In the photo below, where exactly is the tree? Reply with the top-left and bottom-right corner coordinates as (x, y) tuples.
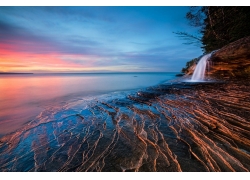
(202, 7), (250, 52)
(174, 6), (205, 49)
(176, 6), (250, 53)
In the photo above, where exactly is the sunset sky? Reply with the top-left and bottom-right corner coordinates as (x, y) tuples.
(0, 6), (202, 73)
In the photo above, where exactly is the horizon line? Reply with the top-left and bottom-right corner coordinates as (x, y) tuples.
(0, 71), (180, 74)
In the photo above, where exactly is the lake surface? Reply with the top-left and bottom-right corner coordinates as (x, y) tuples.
(0, 72), (177, 135)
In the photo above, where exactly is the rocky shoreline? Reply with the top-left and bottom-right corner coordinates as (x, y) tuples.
(1, 35), (250, 171)
(0, 76), (249, 172)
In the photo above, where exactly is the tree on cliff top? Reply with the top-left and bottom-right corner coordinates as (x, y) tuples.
(177, 6), (250, 53)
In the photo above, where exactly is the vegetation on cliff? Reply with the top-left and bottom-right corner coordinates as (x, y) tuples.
(179, 6), (250, 74)
(181, 57), (198, 73)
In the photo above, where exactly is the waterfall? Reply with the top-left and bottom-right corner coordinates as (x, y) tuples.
(191, 53), (212, 81)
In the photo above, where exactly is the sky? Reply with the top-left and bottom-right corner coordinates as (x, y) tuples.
(0, 6), (203, 73)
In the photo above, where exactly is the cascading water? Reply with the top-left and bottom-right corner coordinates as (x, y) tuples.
(191, 53), (212, 81)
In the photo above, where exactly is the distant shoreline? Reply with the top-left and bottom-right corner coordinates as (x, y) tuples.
(0, 72), (179, 76)
(0, 73), (33, 74)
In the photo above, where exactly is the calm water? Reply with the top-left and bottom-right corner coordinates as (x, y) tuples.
(0, 72), (177, 135)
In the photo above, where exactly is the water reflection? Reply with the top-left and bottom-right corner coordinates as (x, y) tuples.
(0, 73), (176, 135)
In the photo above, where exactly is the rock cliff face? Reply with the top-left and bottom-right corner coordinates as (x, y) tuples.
(185, 64), (196, 76)
(187, 36), (250, 79)
(209, 36), (250, 78)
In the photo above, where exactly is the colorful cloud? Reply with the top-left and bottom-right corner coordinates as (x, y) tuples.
(0, 6), (202, 73)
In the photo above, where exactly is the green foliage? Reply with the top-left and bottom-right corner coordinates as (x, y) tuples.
(179, 6), (250, 73)
(177, 6), (250, 53)
(201, 7), (250, 52)
(181, 58), (199, 73)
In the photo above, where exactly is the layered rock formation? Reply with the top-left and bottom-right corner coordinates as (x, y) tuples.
(186, 36), (250, 79)
(1, 80), (250, 172)
(209, 36), (250, 78)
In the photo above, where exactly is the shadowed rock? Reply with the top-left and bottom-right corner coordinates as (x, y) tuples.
(209, 36), (250, 78)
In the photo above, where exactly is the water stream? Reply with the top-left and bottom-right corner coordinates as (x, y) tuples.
(191, 53), (212, 81)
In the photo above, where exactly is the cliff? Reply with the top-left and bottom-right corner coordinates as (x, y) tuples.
(186, 36), (250, 79)
(209, 36), (250, 78)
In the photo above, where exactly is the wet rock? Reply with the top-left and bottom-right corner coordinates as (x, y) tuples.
(176, 73), (185, 77)
(1, 80), (250, 172)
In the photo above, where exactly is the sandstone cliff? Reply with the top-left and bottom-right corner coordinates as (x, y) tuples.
(187, 36), (250, 79)
(209, 36), (250, 78)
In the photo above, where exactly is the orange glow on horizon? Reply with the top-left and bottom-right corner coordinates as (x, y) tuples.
(0, 43), (143, 73)
(0, 43), (101, 72)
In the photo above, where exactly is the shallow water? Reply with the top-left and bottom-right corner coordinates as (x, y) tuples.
(0, 72), (177, 135)
(0, 77), (250, 172)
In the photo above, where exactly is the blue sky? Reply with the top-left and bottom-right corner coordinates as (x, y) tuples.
(0, 6), (202, 73)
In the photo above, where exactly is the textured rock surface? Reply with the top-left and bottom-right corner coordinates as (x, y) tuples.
(186, 36), (250, 79)
(1, 79), (250, 172)
(209, 36), (250, 78)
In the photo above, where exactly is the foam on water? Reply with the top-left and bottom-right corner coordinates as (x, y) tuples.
(191, 53), (212, 82)
(0, 72), (177, 135)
